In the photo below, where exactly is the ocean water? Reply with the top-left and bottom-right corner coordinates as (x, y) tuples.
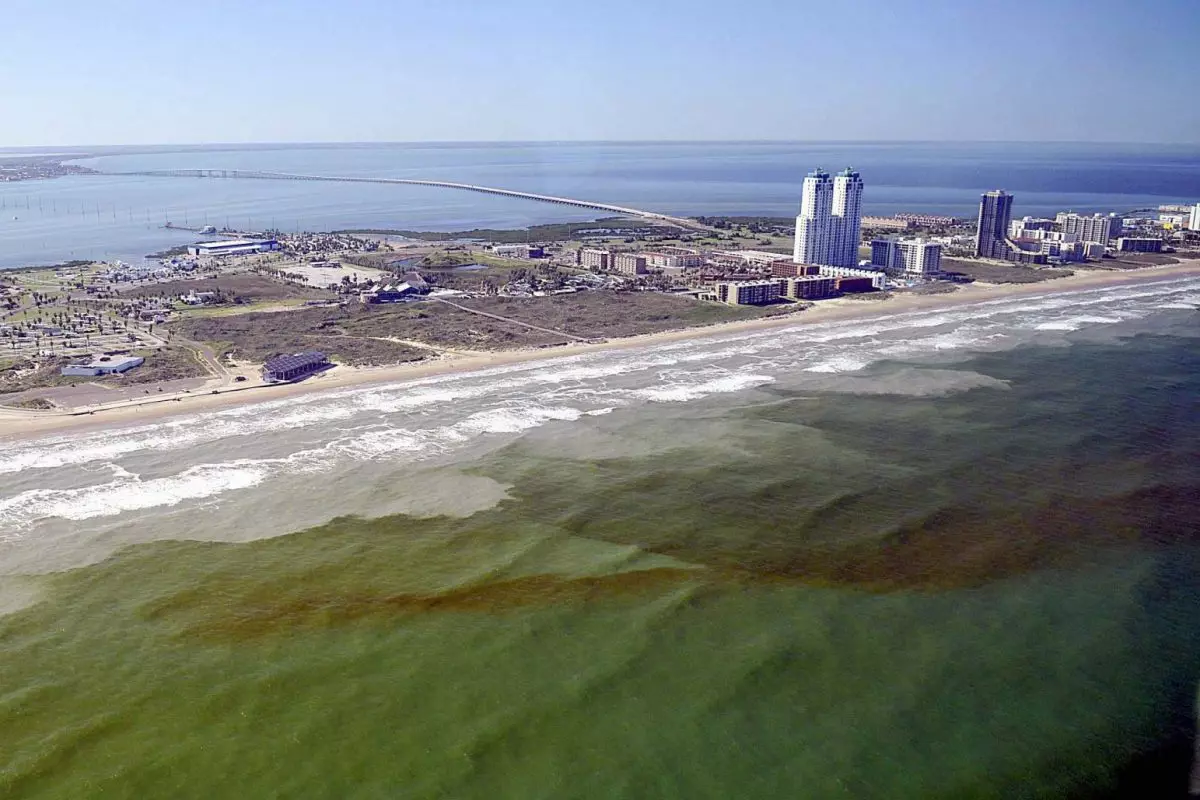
(0, 276), (1198, 797)
(1, 141), (1199, 267)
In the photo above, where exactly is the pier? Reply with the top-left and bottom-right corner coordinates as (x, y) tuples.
(102, 169), (713, 232)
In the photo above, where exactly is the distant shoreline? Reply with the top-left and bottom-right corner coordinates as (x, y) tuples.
(1, 260), (1196, 442)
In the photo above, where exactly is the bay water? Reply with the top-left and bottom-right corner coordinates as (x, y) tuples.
(2, 141), (1199, 268)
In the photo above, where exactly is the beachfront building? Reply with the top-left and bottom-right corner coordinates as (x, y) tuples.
(871, 238), (943, 276)
(777, 275), (837, 300)
(817, 265), (887, 290)
(793, 169), (834, 265)
(975, 190), (1014, 259)
(714, 280), (781, 306)
(1190, 203), (1200, 232)
(792, 167), (864, 268)
(262, 351), (330, 382)
(1056, 212), (1114, 245)
(830, 168), (864, 268)
(61, 355), (145, 378)
(1115, 237), (1164, 253)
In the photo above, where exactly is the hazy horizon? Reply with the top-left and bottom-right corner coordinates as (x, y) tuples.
(5, 138), (1200, 154)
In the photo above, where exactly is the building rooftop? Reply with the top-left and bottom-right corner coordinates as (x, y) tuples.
(264, 351), (328, 373)
(64, 355), (143, 370)
(193, 239), (274, 249)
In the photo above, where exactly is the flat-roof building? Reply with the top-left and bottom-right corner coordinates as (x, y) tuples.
(579, 248), (612, 271)
(834, 276), (877, 293)
(817, 265), (887, 290)
(714, 250), (794, 267)
(1115, 237), (1164, 253)
(778, 276), (837, 300)
(187, 239), (280, 257)
(644, 251), (704, 269)
(895, 213), (957, 226)
(61, 355), (144, 377)
(771, 260), (821, 278)
(492, 244), (544, 259)
(714, 280), (781, 306)
(1190, 203), (1200, 232)
(611, 253), (648, 275)
(263, 351), (330, 382)
(1056, 212), (1114, 245)
(871, 238), (942, 276)
(976, 190), (1014, 260)
(1009, 217), (1057, 239)
(861, 216), (913, 231)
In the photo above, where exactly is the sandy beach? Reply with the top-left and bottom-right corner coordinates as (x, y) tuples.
(2, 260), (1197, 442)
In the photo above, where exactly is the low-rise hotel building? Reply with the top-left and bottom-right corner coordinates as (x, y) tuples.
(714, 280), (781, 306)
(1115, 237), (1164, 253)
(611, 253), (648, 275)
(579, 248), (612, 271)
(777, 276), (837, 300)
(771, 260), (822, 278)
(644, 250), (705, 269)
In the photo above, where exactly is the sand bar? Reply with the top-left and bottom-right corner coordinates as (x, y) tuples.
(1, 260), (1197, 442)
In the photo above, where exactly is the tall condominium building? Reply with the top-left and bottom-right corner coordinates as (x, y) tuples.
(793, 169), (834, 265)
(975, 190), (1014, 259)
(1056, 212), (1114, 245)
(792, 167), (864, 267)
(830, 168), (864, 267)
(1190, 203), (1200, 232)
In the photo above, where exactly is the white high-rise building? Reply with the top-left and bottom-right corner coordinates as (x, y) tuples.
(870, 237), (942, 276)
(830, 168), (864, 267)
(1190, 203), (1200, 232)
(792, 167), (863, 267)
(1056, 212), (1114, 245)
(793, 169), (834, 264)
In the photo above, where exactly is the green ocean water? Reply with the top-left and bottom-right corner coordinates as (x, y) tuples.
(1, 335), (1198, 798)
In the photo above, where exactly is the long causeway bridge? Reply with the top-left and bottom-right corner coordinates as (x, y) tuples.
(105, 168), (712, 231)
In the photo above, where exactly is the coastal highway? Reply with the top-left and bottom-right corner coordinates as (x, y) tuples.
(100, 169), (715, 232)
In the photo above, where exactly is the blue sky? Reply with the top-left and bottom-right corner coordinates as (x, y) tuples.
(1, 0), (1197, 146)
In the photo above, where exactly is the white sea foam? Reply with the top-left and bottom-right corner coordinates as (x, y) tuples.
(1034, 315), (1127, 332)
(805, 356), (874, 374)
(635, 373), (774, 402)
(453, 406), (586, 435)
(0, 462), (270, 532)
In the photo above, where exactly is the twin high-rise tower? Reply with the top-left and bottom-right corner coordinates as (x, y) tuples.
(792, 167), (864, 267)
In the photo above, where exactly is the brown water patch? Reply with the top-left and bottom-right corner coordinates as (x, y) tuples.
(181, 567), (703, 641)
(624, 484), (1200, 592)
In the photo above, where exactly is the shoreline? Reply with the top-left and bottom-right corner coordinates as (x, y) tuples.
(2, 260), (1197, 442)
